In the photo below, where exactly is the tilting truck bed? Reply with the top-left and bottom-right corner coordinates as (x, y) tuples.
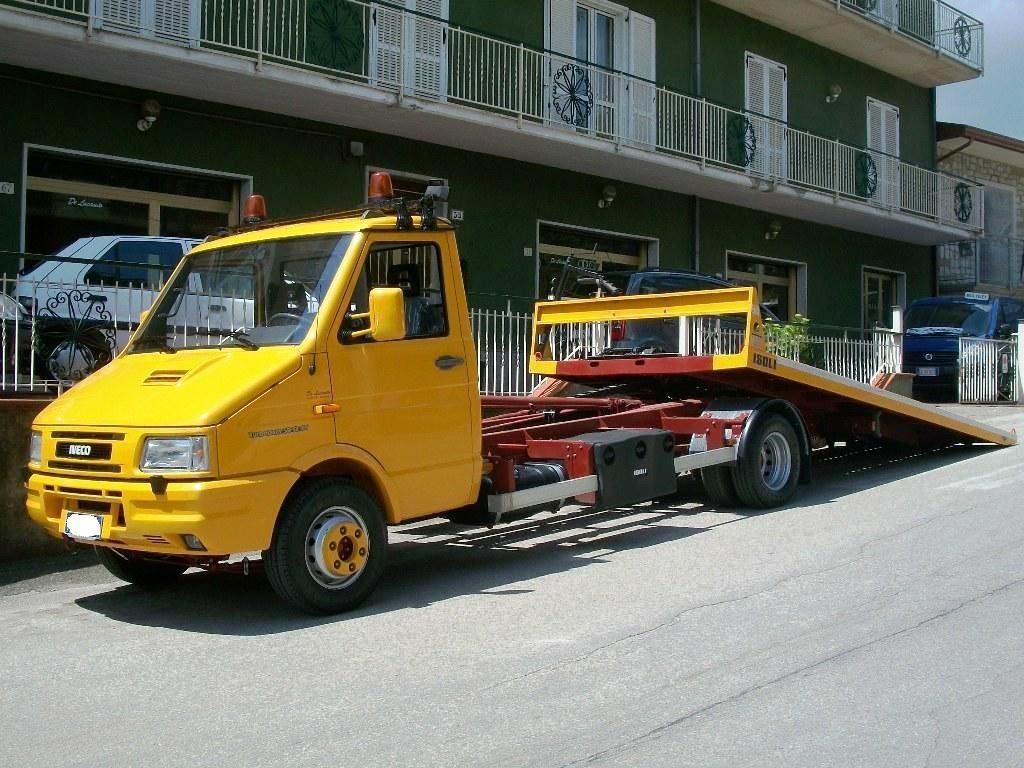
(528, 287), (1016, 449)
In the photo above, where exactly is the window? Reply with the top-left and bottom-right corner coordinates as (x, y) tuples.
(744, 53), (787, 176)
(727, 253), (802, 321)
(983, 183), (1016, 239)
(25, 149), (237, 254)
(345, 242), (448, 340)
(545, 0), (655, 141)
(537, 223), (652, 299)
(862, 268), (906, 329)
(85, 241), (185, 289)
(370, 0), (449, 99)
(866, 98), (900, 207)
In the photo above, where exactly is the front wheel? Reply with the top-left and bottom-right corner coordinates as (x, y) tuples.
(264, 479), (388, 615)
(94, 547), (187, 586)
(731, 414), (801, 508)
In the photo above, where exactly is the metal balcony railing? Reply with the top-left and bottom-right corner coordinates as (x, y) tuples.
(938, 238), (1024, 294)
(840, 0), (984, 71)
(3, 0), (985, 234)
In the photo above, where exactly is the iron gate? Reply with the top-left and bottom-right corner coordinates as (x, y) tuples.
(958, 335), (1018, 404)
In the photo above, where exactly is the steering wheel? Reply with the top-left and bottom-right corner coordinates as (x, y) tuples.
(268, 313), (302, 326)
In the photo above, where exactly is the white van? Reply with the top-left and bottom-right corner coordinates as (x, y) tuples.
(14, 236), (198, 380)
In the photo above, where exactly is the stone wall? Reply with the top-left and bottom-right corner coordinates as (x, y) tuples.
(940, 151), (1024, 236)
(0, 400), (62, 560)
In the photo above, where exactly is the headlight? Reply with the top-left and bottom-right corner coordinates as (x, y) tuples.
(29, 431), (42, 464)
(140, 436), (209, 472)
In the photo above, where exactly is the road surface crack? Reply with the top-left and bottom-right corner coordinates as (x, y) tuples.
(561, 576), (1024, 767)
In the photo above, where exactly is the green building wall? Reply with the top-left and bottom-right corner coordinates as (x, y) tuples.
(0, 66), (694, 311)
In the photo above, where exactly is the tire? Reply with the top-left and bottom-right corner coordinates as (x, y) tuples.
(264, 479), (387, 615)
(94, 547), (187, 586)
(701, 465), (740, 507)
(731, 414), (801, 509)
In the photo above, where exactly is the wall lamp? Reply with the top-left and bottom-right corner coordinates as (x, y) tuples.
(597, 184), (617, 209)
(137, 98), (161, 132)
(825, 84), (843, 104)
(765, 220), (783, 241)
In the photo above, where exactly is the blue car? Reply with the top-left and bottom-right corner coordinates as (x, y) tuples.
(903, 293), (1024, 397)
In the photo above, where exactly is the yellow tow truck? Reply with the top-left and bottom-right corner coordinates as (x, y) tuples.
(25, 174), (1016, 614)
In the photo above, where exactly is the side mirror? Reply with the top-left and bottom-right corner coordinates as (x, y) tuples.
(997, 323), (1013, 339)
(368, 287), (406, 341)
(347, 287), (406, 342)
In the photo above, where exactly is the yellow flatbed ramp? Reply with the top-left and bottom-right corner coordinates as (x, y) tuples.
(529, 287), (1016, 448)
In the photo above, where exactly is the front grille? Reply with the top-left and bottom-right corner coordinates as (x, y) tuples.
(51, 431), (125, 441)
(906, 351), (957, 365)
(49, 461), (121, 473)
(142, 535), (171, 545)
(55, 442), (113, 460)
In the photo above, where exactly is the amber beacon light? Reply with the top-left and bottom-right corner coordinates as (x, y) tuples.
(368, 172), (394, 204)
(243, 194), (268, 224)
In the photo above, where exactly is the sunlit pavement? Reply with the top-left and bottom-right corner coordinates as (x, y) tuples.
(2, 405), (1023, 768)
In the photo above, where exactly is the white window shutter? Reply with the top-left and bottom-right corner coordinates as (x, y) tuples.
(866, 97), (899, 206)
(97, 0), (141, 31)
(745, 54), (767, 115)
(883, 103), (900, 157)
(547, 0), (576, 58)
(767, 62), (787, 121)
(370, 3), (405, 89)
(867, 99), (884, 152)
(627, 10), (656, 146)
(407, 0), (449, 99)
(153, 0), (198, 44)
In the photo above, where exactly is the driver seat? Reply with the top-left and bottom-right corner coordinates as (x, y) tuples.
(386, 263), (432, 337)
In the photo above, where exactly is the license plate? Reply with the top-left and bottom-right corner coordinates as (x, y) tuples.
(64, 512), (104, 541)
(917, 366), (939, 377)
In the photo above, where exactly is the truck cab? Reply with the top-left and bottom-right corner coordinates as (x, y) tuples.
(26, 177), (482, 613)
(903, 292), (1024, 397)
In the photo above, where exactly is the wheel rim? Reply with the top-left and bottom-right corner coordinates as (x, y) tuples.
(759, 432), (792, 492)
(305, 507), (371, 590)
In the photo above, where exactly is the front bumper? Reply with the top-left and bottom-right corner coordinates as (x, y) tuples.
(904, 364), (957, 390)
(25, 471), (296, 557)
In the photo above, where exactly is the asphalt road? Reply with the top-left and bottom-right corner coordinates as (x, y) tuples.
(2, 405), (1023, 767)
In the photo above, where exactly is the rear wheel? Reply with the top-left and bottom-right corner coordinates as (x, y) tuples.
(264, 479), (387, 615)
(94, 547), (187, 586)
(701, 465), (739, 508)
(732, 414), (801, 508)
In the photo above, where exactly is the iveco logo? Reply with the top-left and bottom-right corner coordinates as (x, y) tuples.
(68, 444), (92, 457)
(924, 353), (934, 361)
(633, 468), (648, 477)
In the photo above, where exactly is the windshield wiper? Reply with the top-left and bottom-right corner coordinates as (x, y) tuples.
(133, 337), (177, 354)
(220, 329), (259, 350)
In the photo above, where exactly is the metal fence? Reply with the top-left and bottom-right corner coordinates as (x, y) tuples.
(5, 0), (985, 234)
(5, 278), (908, 397)
(839, 0), (984, 70)
(766, 322), (903, 384)
(958, 335), (1019, 404)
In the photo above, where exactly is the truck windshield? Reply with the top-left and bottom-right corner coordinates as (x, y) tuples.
(905, 302), (992, 336)
(130, 234), (351, 352)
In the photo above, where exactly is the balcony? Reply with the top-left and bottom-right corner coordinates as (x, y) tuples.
(0, 0), (983, 243)
(711, 0), (983, 86)
(938, 239), (1024, 296)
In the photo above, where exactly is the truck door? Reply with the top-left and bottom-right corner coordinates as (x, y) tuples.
(328, 233), (479, 521)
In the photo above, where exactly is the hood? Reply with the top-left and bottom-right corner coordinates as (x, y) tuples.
(35, 347), (301, 428)
(903, 334), (960, 353)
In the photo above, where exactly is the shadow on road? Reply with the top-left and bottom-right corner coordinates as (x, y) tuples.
(72, 440), (1004, 635)
(0, 548), (98, 588)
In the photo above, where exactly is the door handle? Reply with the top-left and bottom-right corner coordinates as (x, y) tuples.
(209, 304), (227, 313)
(435, 355), (465, 370)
